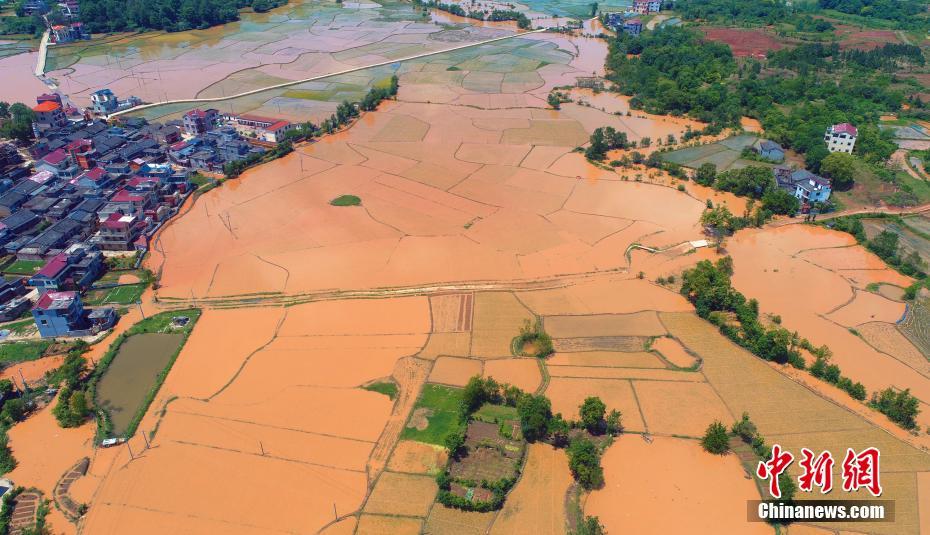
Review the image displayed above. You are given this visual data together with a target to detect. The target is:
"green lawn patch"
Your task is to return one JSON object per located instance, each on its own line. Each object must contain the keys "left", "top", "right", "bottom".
{"left": 83, "top": 284, "right": 147, "bottom": 306}
{"left": 0, "top": 340, "right": 51, "bottom": 366}
{"left": 2, "top": 259, "right": 44, "bottom": 276}
{"left": 330, "top": 195, "right": 361, "bottom": 207}
{"left": 472, "top": 402, "right": 518, "bottom": 424}
{"left": 363, "top": 381, "right": 398, "bottom": 400}
{"left": 401, "top": 384, "right": 463, "bottom": 446}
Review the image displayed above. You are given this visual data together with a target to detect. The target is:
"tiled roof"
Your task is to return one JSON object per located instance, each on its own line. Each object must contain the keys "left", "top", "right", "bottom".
{"left": 35, "top": 253, "right": 68, "bottom": 278}
{"left": 34, "top": 290, "right": 77, "bottom": 310}
{"left": 32, "top": 101, "right": 61, "bottom": 113}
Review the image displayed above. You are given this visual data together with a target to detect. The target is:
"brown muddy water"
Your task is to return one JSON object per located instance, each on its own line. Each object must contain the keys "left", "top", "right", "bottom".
{"left": 96, "top": 333, "right": 184, "bottom": 436}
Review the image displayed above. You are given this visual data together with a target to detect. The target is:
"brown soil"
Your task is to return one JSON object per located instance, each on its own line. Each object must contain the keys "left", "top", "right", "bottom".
{"left": 424, "top": 505, "right": 494, "bottom": 535}
{"left": 650, "top": 337, "right": 697, "bottom": 368}
{"left": 387, "top": 440, "right": 447, "bottom": 474}
{"left": 356, "top": 514, "right": 423, "bottom": 534}
{"left": 701, "top": 27, "right": 790, "bottom": 57}
{"left": 586, "top": 436, "right": 768, "bottom": 534}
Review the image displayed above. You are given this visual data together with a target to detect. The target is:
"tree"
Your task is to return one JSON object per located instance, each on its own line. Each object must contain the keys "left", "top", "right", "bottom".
{"left": 761, "top": 187, "right": 800, "bottom": 216}
{"left": 700, "top": 205, "right": 735, "bottom": 251}
{"left": 444, "top": 428, "right": 465, "bottom": 458}
{"left": 517, "top": 394, "right": 552, "bottom": 442}
{"left": 0, "top": 398, "right": 26, "bottom": 424}
{"left": 871, "top": 387, "right": 920, "bottom": 429}
{"left": 819, "top": 152, "right": 856, "bottom": 190}
{"left": 695, "top": 163, "right": 717, "bottom": 186}
{"left": 606, "top": 409, "right": 622, "bottom": 435}
{"left": 701, "top": 420, "right": 730, "bottom": 454}
{"left": 579, "top": 396, "right": 606, "bottom": 434}
{"left": 0, "top": 102, "right": 35, "bottom": 143}
{"left": 867, "top": 230, "right": 899, "bottom": 261}
{"left": 567, "top": 437, "right": 604, "bottom": 489}
{"left": 547, "top": 92, "right": 561, "bottom": 110}
{"left": 585, "top": 128, "right": 609, "bottom": 161}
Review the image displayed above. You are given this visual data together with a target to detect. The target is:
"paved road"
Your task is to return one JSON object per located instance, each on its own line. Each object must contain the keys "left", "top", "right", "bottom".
{"left": 33, "top": 30, "right": 49, "bottom": 77}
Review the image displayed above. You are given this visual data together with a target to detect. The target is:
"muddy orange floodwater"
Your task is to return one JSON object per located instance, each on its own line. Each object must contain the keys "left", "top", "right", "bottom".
{"left": 586, "top": 436, "right": 768, "bottom": 535}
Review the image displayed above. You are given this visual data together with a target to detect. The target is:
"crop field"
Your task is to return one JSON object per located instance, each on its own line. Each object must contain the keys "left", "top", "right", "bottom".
{"left": 659, "top": 135, "right": 762, "bottom": 171}
{"left": 552, "top": 336, "right": 649, "bottom": 352}
{"left": 632, "top": 381, "right": 732, "bottom": 437}
{"left": 544, "top": 311, "right": 666, "bottom": 338}
{"left": 548, "top": 350, "right": 663, "bottom": 368}
{"left": 428, "top": 356, "right": 483, "bottom": 386}
{"left": 483, "top": 358, "right": 541, "bottom": 392}
{"left": 363, "top": 472, "right": 438, "bottom": 517}
{"left": 857, "top": 322, "right": 930, "bottom": 375}
{"left": 470, "top": 293, "right": 534, "bottom": 358}
{"left": 650, "top": 336, "right": 698, "bottom": 368}
{"left": 424, "top": 505, "right": 494, "bottom": 535}
{"left": 357, "top": 514, "right": 423, "bottom": 534}
{"left": 488, "top": 443, "right": 571, "bottom": 535}
{"left": 900, "top": 297, "right": 930, "bottom": 359}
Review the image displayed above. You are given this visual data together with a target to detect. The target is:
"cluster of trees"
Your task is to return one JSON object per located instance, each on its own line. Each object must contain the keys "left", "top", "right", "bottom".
{"left": 694, "top": 164, "right": 800, "bottom": 218}
{"left": 606, "top": 27, "right": 739, "bottom": 128}
{"left": 223, "top": 139, "right": 292, "bottom": 178}
{"left": 768, "top": 42, "right": 924, "bottom": 73}
{"left": 584, "top": 127, "right": 633, "bottom": 161}
{"left": 810, "top": 354, "right": 867, "bottom": 400}
{"left": 817, "top": 0, "right": 929, "bottom": 27}
{"left": 871, "top": 387, "right": 921, "bottom": 429}
{"left": 674, "top": 0, "right": 790, "bottom": 24}
{"left": 0, "top": 14, "right": 43, "bottom": 36}
{"left": 0, "top": 380, "right": 22, "bottom": 474}
{"left": 412, "top": 0, "right": 530, "bottom": 28}
{"left": 76, "top": 0, "right": 286, "bottom": 33}
{"left": 0, "top": 102, "right": 35, "bottom": 144}
{"left": 515, "top": 319, "right": 553, "bottom": 358}
{"left": 51, "top": 348, "right": 92, "bottom": 428}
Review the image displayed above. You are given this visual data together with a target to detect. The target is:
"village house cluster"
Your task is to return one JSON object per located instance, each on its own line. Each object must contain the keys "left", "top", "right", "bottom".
{"left": 604, "top": 0, "right": 663, "bottom": 36}
{"left": 0, "top": 89, "right": 297, "bottom": 339}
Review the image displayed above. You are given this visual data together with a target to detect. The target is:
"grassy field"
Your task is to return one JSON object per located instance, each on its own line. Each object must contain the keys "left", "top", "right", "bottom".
{"left": 83, "top": 284, "right": 147, "bottom": 306}
{"left": 401, "top": 384, "right": 463, "bottom": 446}
{"left": 0, "top": 340, "right": 51, "bottom": 366}
{"left": 472, "top": 403, "right": 518, "bottom": 424}
{"left": 1, "top": 259, "right": 44, "bottom": 276}
{"left": 0, "top": 318, "right": 37, "bottom": 336}
{"left": 330, "top": 195, "right": 361, "bottom": 207}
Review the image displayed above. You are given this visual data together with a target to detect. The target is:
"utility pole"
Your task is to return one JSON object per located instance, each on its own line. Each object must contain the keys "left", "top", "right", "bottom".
{"left": 136, "top": 299, "right": 145, "bottom": 319}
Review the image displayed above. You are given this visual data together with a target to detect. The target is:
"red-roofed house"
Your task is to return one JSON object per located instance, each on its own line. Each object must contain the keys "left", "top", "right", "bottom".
{"left": 27, "top": 244, "right": 103, "bottom": 290}
{"left": 65, "top": 138, "right": 94, "bottom": 169}
{"left": 109, "top": 188, "right": 155, "bottom": 216}
{"left": 825, "top": 123, "right": 858, "bottom": 154}
{"left": 35, "top": 148, "right": 70, "bottom": 176}
{"left": 31, "top": 101, "right": 67, "bottom": 132}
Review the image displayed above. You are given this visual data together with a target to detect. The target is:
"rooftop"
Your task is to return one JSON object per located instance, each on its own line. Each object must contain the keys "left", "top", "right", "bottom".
{"left": 34, "top": 290, "right": 77, "bottom": 310}
{"left": 32, "top": 101, "right": 61, "bottom": 113}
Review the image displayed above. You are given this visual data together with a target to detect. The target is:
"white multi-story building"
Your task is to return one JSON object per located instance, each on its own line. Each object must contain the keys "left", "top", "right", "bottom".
{"left": 824, "top": 123, "right": 858, "bottom": 154}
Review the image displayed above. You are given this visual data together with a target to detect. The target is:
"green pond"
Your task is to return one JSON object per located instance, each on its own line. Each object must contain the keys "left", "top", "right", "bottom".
{"left": 96, "top": 333, "right": 184, "bottom": 437}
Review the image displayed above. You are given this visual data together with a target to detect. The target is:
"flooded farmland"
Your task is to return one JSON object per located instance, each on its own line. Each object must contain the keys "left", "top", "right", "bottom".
{"left": 95, "top": 333, "right": 184, "bottom": 437}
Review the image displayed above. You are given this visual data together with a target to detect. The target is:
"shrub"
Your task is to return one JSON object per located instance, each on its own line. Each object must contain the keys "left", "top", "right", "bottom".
{"left": 871, "top": 387, "right": 920, "bottom": 429}
{"left": 579, "top": 397, "right": 606, "bottom": 434}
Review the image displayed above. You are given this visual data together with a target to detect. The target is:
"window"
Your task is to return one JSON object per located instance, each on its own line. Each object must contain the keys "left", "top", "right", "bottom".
{"left": 40, "top": 319, "right": 48, "bottom": 326}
